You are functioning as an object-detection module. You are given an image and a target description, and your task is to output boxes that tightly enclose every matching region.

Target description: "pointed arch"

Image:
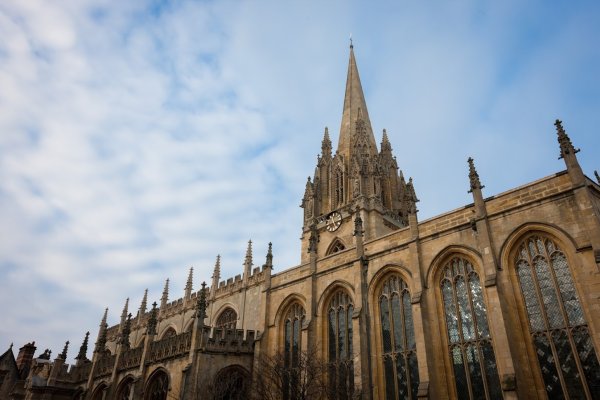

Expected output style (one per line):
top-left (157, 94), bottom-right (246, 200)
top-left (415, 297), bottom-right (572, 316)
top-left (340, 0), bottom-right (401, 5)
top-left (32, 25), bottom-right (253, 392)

top-left (90, 382), bottom-right (108, 400)
top-left (502, 225), bottom-right (600, 398)
top-left (317, 280), bottom-right (356, 317)
top-left (326, 238), bottom-right (347, 256)
top-left (369, 267), bottom-right (420, 399)
top-left (215, 307), bottom-right (238, 330)
top-left (158, 325), bottom-right (177, 340)
top-left (212, 365), bottom-right (250, 400)
top-left (116, 375), bottom-right (135, 400)
top-left (425, 245), bottom-right (483, 288)
top-left (144, 368), bottom-right (169, 400)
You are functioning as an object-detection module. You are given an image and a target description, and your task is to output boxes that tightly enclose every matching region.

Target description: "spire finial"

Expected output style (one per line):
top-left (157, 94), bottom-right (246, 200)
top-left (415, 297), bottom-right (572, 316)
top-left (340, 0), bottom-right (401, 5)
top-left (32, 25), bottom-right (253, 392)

top-left (595, 170), bottom-right (600, 185)
top-left (244, 240), bottom-right (253, 268)
top-left (94, 308), bottom-right (108, 353)
top-left (213, 255), bottom-right (221, 278)
top-left (185, 267), bottom-right (194, 298)
top-left (349, 33), bottom-right (353, 49)
top-left (197, 282), bottom-right (207, 320)
top-left (59, 341), bottom-right (69, 360)
top-left (403, 177), bottom-right (419, 215)
top-left (321, 127), bottom-right (332, 157)
top-left (467, 157), bottom-right (485, 193)
top-left (139, 288), bottom-right (148, 315)
top-left (161, 278), bottom-right (169, 310)
top-left (119, 313), bottom-right (132, 349)
top-left (120, 297), bottom-right (129, 325)
top-left (264, 242), bottom-right (273, 269)
top-left (147, 302), bottom-right (158, 335)
top-left (555, 119), bottom-right (580, 159)
top-left (75, 332), bottom-right (89, 361)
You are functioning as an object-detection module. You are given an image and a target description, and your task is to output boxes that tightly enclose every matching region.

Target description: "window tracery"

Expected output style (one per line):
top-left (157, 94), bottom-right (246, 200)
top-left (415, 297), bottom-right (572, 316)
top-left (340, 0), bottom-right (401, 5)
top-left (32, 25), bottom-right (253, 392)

top-left (145, 370), bottom-right (168, 400)
top-left (440, 257), bottom-right (501, 399)
top-left (327, 239), bottom-right (346, 255)
top-left (515, 235), bottom-right (600, 399)
top-left (116, 377), bottom-right (134, 400)
top-left (215, 307), bottom-right (237, 330)
top-left (327, 290), bottom-right (354, 399)
top-left (283, 303), bottom-right (305, 400)
top-left (160, 327), bottom-right (176, 340)
top-left (379, 274), bottom-right (419, 399)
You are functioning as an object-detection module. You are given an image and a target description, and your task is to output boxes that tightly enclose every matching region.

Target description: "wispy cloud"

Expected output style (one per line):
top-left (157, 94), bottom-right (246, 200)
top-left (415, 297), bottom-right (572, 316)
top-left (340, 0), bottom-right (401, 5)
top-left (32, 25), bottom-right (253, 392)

top-left (1, 0), bottom-right (598, 362)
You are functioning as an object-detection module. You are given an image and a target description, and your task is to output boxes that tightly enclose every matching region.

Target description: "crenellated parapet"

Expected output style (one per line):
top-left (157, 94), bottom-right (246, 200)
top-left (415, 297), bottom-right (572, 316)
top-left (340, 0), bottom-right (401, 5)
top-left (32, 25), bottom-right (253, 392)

top-left (213, 265), bottom-right (267, 298)
top-left (197, 326), bottom-right (256, 354)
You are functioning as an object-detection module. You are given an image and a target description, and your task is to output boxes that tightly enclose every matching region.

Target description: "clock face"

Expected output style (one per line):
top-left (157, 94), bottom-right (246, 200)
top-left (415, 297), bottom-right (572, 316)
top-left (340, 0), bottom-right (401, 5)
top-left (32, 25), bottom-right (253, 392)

top-left (326, 212), bottom-right (342, 232)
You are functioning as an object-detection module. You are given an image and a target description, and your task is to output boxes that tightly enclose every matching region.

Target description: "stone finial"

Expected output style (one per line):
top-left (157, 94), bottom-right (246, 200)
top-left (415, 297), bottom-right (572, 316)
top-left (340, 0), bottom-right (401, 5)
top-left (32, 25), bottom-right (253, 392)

top-left (160, 278), bottom-right (169, 313)
top-left (120, 297), bottom-right (129, 325)
top-left (120, 313), bottom-right (132, 349)
top-left (59, 341), bottom-right (69, 360)
top-left (139, 288), bottom-right (148, 315)
top-left (264, 242), bottom-right (273, 269)
top-left (555, 119), bottom-right (580, 159)
top-left (244, 240), bottom-right (253, 267)
top-left (353, 209), bottom-right (364, 237)
top-left (94, 308), bottom-right (108, 353)
top-left (39, 349), bottom-right (51, 360)
top-left (321, 127), bottom-right (332, 156)
top-left (147, 302), bottom-right (158, 335)
top-left (404, 178), bottom-right (419, 214)
top-left (308, 221), bottom-right (319, 253)
top-left (381, 129), bottom-right (392, 153)
top-left (595, 170), bottom-right (600, 185)
top-left (75, 332), bottom-right (89, 361)
top-left (197, 282), bottom-right (207, 320)
top-left (467, 157), bottom-right (485, 193)
top-left (185, 267), bottom-right (194, 298)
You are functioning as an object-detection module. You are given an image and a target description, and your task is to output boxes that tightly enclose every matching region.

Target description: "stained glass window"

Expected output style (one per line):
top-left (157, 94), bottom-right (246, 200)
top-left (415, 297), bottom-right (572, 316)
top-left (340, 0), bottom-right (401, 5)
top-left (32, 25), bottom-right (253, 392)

top-left (440, 257), bottom-right (502, 399)
top-left (379, 275), bottom-right (419, 399)
top-left (327, 290), bottom-right (354, 399)
top-left (283, 303), bottom-right (305, 400)
top-left (515, 235), bottom-right (600, 399)
top-left (145, 370), bottom-right (168, 400)
top-left (215, 307), bottom-right (237, 330)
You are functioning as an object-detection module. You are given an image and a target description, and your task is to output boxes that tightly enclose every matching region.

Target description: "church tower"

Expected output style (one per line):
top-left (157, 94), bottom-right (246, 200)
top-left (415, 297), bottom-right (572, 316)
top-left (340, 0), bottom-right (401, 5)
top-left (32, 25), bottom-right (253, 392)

top-left (300, 44), bottom-right (413, 262)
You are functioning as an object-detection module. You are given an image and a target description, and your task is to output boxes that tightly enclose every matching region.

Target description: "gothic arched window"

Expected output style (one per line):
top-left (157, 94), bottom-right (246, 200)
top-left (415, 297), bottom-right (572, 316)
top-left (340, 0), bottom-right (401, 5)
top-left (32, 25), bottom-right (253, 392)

top-left (116, 377), bottom-right (134, 400)
top-left (160, 327), bottom-right (176, 340)
top-left (91, 384), bottom-right (107, 400)
top-left (216, 307), bottom-right (237, 330)
top-left (515, 235), bottom-right (600, 398)
top-left (334, 168), bottom-right (344, 206)
top-left (144, 370), bottom-right (169, 400)
top-left (379, 275), bottom-right (419, 399)
top-left (327, 239), bottom-right (346, 256)
top-left (283, 303), bottom-right (305, 400)
top-left (440, 257), bottom-right (502, 399)
top-left (212, 366), bottom-right (250, 400)
top-left (327, 290), bottom-right (354, 399)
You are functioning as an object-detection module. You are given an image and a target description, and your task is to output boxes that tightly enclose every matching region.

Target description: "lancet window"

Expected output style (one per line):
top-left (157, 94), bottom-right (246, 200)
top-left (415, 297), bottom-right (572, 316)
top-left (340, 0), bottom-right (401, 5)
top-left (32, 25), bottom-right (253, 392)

top-left (327, 290), bottom-right (354, 399)
top-left (515, 234), bottom-right (600, 399)
top-left (283, 303), bottom-right (305, 400)
top-left (379, 275), bottom-right (419, 399)
top-left (144, 370), bottom-right (169, 400)
top-left (215, 307), bottom-right (237, 330)
top-left (440, 257), bottom-right (501, 399)
top-left (334, 168), bottom-right (344, 206)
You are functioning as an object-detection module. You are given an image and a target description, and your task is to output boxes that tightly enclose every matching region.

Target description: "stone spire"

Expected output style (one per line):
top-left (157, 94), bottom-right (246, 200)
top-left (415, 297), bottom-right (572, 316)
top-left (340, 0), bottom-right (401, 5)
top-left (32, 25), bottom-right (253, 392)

top-left (160, 278), bottom-right (169, 311)
top-left (185, 267), bottom-right (194, 299)
top-left (120, 297), bottom-right (129, 326)
top-left (380, 129), bottom-right (392, 154)
top-left (555, 119), bottom-right (580, 159)
top-left (338, 43), bottom-right (377, 160)
top-left (119, 313), bottom-right (132, 349)
top-left (211, 255), bottom-right (221, 299)
top-left (244, 240), bottom-right (253, 279)
top-left (75, 332), bottom-right (89, 361)
top-left (468, 157), bottom-right (484, 193)
top-left (196, 282), bottom-right (207, 322)
top-left (59, 341), bottom-right (69, 360)
top-left (264, 242), bottom-right (273, 269)
top-left (321, 127), bottom-right (332, 157)
top-left (147, 302), bottom-right (158, 335)
top-left (405, 177), bottom-right (419, 214)
top-left (94, 308), bottom-right (108, 354)
top-left (595, 170), bottom-right (600, 185)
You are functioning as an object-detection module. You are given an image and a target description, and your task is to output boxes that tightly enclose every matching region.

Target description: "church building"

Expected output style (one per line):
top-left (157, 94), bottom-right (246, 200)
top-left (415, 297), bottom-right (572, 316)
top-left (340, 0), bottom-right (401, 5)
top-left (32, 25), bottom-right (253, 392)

top-left (2, 45), bottom-right (600, 400)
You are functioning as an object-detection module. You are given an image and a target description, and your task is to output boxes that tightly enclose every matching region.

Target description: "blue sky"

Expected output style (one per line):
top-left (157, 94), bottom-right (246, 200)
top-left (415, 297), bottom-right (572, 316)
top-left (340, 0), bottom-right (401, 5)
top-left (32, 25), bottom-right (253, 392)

top-left (1, 0), bottom-right (599, 362)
